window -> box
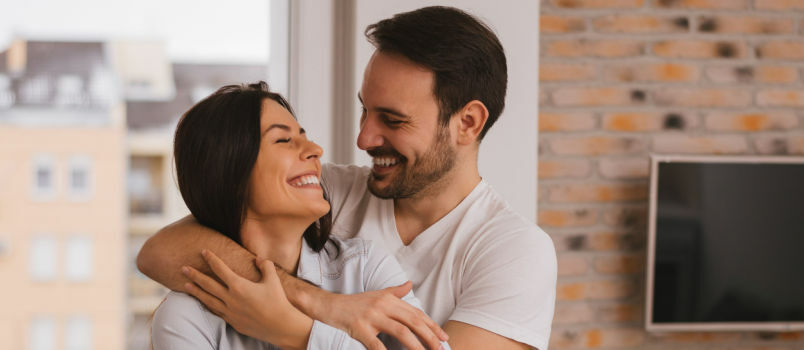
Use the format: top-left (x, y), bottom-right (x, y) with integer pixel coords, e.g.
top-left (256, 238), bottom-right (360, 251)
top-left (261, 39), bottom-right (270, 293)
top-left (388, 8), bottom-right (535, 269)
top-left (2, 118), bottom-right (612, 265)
top-left (128, 155), bottom-right (164, 214)
top-left (32, 154), bottom-right (56, 200)
top-left (65, 236), bottom-right (93, 281)
top-left (29, 235), bottom-right (57, 281)
top-left (68, 155), bottom-right (93, 200)
top-left (29, 316), bottom-right (56, 350)
top-left (65, 315), bottom-right (93, 350)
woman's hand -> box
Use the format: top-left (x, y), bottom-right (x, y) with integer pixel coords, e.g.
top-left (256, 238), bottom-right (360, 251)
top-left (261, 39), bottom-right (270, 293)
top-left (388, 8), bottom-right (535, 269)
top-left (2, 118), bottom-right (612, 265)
top-left (308, 282), bottom-right (448, 350)
top-left (182, 249), bottom-right (312, 350)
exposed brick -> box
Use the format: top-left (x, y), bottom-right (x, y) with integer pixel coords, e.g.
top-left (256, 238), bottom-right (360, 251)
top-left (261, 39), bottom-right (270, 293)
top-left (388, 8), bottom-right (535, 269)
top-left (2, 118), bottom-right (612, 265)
top-left (653, 134), bottom-right (749, 154)
top-left (603, 206), bottom-right (648, 228)
top-left (706, 65), bottom-right (799, 84)
top-left (539, 159), bottom-right (593, 179)
top-left (754, 135), bottom-right (804, 155)
top-left (557, 279), bottom-right (638, 301)
top-left (695, 15), bottom-right (794, 34)
top-left (652, 0), bottom-right (747, 9)
top-left (605, 62), bottom-right (700, 83)
top-left (539, 208), bottom-right (599, 227)
top-left (748, 331), bottom-right (804, 341)
top-left (548, 183), bottom-right (648, 203)
top-left (758, 90), bottom-right (804, 107)
top-left (655, 332), bottom-right (744, 343)
top-left (653, 40), bottom-right (747, 59)
top-left (553, 87), bottom-right (644, 106)
top-left (541, 15), bottom-right (586, 33)
top-left (705, 111), bottom-right (798, 131)
top-left (540, 63), bottom-right (597, 82)
top-left (558, 255), bottom-right (590, 276)
top-left (755, 0), bottom-right (804, 10)
top-left (596, 303), bottom-right (642, 323)
top-left (552, 327), bottom-right (646, 349)
top-left (603, 111), bottom-right (698, 132)
top-left (757, 41), bottom-right (804, 60)
top-left (593, 15), bottom-right (689, 34)
top-left (654, 88), bottom-right (752, 107)
top-left (551, 0), bottom-right (645, 9)
top-left (599, 158), bottom-right (650, 179)
top-left (540, 89), bottom-right (549, 105)
top-left (595, 254), bottom-right (645, 274)
top-left (589, 231), bottom-right (646, 251)
top-left (553, 303), bottom-right (595, 325)
top-left (546, 39), bottom-right (644, 58)
top-left (551, 136), bottom-right (646, 155)
top-left (540, 112), bottom-right (597, 132)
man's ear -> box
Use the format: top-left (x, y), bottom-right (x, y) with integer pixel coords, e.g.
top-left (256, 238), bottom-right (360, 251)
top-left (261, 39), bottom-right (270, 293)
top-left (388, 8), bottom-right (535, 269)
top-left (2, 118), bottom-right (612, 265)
top-left (453, 100), bottom-right (489, 145)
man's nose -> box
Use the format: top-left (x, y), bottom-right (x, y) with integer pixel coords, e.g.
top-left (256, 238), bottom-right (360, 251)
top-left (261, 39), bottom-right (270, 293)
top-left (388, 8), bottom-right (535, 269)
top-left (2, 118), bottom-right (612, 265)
top-left (357, 114), bottom-right (384, 150)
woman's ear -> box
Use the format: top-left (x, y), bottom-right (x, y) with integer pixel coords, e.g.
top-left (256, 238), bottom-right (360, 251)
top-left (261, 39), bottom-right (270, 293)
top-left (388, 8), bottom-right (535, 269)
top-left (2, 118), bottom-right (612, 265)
top-left (453, 100), bottom-right (489, 145)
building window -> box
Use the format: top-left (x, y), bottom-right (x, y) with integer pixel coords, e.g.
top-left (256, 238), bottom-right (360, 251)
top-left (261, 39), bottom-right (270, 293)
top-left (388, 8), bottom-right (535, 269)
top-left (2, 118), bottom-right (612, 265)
top-left (65, 236), bottom-right (93, 282)
top-left (68, 155), bottom-right (93, 200)
top-left (32, 154), bottom-right (56, 200)
top-left (29, 316), bottom-right (56, 350)
top-left (29, 235), bottom-right (57, 281)
top-left (65, 315), bottom-right (93, 350)
top-left (128, 155), bottom-right (164, 214)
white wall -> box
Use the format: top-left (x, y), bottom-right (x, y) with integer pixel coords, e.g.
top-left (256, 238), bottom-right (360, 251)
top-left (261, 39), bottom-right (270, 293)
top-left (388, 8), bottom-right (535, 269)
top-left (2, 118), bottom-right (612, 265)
top-left (290, 0), bottom-right (540, 221)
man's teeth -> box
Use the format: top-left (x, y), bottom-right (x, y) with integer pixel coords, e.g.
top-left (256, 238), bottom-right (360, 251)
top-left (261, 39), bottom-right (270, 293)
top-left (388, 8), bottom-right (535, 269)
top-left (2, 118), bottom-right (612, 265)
top-left (373, 157), bottom-right (399, 167)
top-left (291, 175), bottom-right (320, 187)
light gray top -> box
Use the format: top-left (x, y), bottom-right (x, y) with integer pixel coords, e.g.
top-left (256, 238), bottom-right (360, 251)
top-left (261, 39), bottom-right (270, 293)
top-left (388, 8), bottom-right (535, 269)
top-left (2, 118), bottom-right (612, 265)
top-left (151, 237), bottom-right (448, 349)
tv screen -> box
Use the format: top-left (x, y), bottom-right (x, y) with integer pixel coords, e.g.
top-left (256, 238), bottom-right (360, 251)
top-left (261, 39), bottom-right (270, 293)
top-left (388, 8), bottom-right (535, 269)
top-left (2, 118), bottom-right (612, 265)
top-left (646, 155), bottom-right (804, 331)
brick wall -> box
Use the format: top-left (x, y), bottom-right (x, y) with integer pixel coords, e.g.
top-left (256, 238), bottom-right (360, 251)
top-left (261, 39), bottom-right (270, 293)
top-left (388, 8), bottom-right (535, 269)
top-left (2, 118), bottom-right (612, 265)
top-left (539, 0), bottom-right (804, 349)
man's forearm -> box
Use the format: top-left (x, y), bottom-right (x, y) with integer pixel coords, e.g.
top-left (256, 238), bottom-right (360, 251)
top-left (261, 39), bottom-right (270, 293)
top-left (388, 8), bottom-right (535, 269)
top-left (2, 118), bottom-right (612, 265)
top-left (136, 216), bottom-right (260, 291)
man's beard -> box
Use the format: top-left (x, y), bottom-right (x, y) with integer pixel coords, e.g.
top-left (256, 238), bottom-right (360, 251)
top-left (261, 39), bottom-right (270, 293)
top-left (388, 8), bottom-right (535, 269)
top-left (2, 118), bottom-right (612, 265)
top-left (367, 126), bottom-right (456, 199)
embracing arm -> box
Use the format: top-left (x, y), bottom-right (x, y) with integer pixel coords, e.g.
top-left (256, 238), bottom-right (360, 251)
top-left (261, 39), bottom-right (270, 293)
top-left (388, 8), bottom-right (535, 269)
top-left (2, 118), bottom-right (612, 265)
top-left (136, 216), bottom-right (260, 291)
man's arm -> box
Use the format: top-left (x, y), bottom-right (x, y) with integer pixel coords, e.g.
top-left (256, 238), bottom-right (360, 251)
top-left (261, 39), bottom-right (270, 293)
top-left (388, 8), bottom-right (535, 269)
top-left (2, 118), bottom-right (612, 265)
top-left (136, 216), bottom-right (260, 291)
top-left (443, 321), bottom-right (530, 350)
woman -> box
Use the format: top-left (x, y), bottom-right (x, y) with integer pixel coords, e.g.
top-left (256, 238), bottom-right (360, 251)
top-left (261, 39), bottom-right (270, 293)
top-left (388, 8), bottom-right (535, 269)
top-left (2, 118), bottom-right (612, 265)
top-left (151, 82), bottom-right (444, 349)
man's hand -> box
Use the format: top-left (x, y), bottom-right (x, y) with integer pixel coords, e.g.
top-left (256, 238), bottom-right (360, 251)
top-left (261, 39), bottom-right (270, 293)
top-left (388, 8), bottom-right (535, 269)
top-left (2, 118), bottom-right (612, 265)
top-left (309, 282), bottom-right (448, 350)
top-left (182, 250), bottom-right (312, 350)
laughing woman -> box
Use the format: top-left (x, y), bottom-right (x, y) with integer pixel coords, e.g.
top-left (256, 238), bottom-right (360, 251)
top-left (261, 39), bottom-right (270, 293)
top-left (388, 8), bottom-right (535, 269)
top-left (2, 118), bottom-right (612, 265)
top-left (151, 82), bottom-right (444, 349)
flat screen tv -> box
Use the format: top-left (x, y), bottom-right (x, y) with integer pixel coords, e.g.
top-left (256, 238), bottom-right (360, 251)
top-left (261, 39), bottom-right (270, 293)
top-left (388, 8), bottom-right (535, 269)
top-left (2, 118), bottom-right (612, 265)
top-left (646, 155), bottom-right (804, 332)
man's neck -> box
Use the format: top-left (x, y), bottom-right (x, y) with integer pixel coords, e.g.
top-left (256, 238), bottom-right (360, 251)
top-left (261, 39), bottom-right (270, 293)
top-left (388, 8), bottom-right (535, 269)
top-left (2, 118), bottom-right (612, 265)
top-left (393, 159), bottom-right (480, 245)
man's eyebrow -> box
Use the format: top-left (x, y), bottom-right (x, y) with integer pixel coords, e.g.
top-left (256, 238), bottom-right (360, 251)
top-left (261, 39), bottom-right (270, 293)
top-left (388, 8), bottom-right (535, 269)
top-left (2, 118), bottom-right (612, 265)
top-left (356, 93), bottom-right (411, 120)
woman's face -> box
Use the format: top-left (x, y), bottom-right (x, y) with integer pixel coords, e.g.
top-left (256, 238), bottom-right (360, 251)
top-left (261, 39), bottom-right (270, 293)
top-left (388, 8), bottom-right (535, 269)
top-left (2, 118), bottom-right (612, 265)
top-left (246, 98), bottom-right (330, 221)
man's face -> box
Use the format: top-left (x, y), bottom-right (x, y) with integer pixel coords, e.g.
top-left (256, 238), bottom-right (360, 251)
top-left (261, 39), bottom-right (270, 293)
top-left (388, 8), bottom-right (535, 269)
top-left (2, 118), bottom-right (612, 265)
top-left (357, 51), bottom-right (456, 199)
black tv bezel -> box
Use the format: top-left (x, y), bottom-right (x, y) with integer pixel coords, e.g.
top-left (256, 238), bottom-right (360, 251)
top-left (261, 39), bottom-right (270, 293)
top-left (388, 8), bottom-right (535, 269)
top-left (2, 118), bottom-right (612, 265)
top-left (645, 154), bottom-right (804, 332)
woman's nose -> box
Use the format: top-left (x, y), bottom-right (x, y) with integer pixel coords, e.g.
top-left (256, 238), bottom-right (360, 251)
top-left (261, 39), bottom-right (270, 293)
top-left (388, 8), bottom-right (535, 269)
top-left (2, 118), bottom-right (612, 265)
top-left (301, 139), bottom-right (323, 160)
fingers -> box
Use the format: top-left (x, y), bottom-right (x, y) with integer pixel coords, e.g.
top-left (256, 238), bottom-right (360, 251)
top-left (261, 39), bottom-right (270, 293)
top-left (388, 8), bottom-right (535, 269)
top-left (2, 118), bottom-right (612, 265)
top-left (201, 249), bottom-right (239, 286)
top-left (255, 257), bottom-right (279, 284)
top-left (377, 318), bottom-right (424, 350)
top-left (394, 308), bottom-right (444, 350)
top-left (182, 265), bottom-right (229, 301)
top-left (354, 332), bottom-right (387, 350)
top-left (184, 282), bottom-right (227, 317)
top-left (386, 281), bottom-right (413, 298)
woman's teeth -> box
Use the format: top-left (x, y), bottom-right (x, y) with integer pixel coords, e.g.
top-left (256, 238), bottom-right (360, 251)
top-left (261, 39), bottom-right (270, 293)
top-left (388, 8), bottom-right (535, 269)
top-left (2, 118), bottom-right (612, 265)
top-left (291, 175), bottom-right (320, 187)
top-left (373, 157), bottom-right (398, 167)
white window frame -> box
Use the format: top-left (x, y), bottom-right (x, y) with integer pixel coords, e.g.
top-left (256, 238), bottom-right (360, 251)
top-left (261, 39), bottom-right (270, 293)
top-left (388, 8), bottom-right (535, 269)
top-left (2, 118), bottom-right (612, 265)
top-left (65, 315), bottom-right (93, 350)
top-left (29, 316), bottom-right (57, 350)
top-left (32, 154), bottom-right (57, 201)
top-left (65, 235), bottom-right (93, 282)
top-left (67, 155), bottom-right (93, 201)
top-left (29, 234), bottom-right (58, 282)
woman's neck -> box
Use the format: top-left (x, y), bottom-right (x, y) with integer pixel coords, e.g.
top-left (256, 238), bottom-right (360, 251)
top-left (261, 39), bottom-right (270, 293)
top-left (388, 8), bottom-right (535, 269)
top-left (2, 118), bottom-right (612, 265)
top-left (239, 215), bottom-right (313, 274)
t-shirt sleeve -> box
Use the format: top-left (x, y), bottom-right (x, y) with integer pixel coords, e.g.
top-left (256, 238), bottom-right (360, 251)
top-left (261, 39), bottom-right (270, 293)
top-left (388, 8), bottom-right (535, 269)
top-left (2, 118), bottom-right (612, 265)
top-left (449, 227), bottom-right (557, 350)
top-left (151, 292), bottom-right (218, 350)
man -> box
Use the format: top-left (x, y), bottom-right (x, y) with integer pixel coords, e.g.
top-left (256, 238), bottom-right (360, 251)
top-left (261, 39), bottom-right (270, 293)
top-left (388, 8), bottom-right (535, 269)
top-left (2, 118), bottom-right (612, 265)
top-left (137, 6), bottom-right (556, 350)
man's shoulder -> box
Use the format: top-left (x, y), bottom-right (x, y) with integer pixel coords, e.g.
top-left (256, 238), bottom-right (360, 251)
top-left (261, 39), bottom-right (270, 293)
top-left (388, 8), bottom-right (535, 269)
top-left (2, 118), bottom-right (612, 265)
top-left (322, 163), bottom-right (370, 182)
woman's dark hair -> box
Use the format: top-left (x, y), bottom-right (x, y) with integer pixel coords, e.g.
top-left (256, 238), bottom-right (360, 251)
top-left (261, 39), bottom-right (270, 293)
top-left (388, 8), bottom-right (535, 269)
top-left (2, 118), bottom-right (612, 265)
top-left (365, 6), bottom-right (507, 141)
top-left (173, 81), bottom-right (333, 253)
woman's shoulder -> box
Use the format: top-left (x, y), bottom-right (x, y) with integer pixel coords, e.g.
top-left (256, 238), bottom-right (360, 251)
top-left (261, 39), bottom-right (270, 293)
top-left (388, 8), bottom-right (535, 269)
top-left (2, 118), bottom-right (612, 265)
top-left (153, 291), bottom-right (224, 335)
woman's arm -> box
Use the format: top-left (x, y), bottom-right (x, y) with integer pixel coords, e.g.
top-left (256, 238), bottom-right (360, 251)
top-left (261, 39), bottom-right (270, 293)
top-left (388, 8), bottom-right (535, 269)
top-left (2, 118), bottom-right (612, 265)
top-left (136, 216), bottom-right (260, 291)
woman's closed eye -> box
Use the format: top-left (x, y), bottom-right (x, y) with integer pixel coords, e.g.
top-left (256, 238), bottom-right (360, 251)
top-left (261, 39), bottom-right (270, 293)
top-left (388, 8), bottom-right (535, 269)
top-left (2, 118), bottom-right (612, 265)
top-left (275, 138), bottom-right (291, 144)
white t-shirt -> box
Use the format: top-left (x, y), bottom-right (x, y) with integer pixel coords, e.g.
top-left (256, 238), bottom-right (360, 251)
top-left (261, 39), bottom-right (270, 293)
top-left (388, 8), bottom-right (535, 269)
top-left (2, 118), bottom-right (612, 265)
top-left (322, 164), bottom-right (557, 350)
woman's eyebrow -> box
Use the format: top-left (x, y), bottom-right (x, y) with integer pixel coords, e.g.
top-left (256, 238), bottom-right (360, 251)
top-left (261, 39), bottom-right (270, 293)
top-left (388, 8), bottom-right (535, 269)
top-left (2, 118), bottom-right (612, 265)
top-left (262, 124), bottom-right (305, 135)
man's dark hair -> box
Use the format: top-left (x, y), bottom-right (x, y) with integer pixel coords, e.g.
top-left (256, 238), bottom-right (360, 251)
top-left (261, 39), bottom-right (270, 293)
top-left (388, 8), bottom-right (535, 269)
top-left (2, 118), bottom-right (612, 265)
top-left (173, 81), bottom-right (333, 253)
top-left (365, 6), bottom-right (507, 141)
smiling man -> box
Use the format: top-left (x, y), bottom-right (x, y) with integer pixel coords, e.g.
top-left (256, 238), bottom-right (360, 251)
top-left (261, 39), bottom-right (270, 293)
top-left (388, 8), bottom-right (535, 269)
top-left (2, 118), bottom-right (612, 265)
top-left (137, 6), bottom-right (556, 350)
